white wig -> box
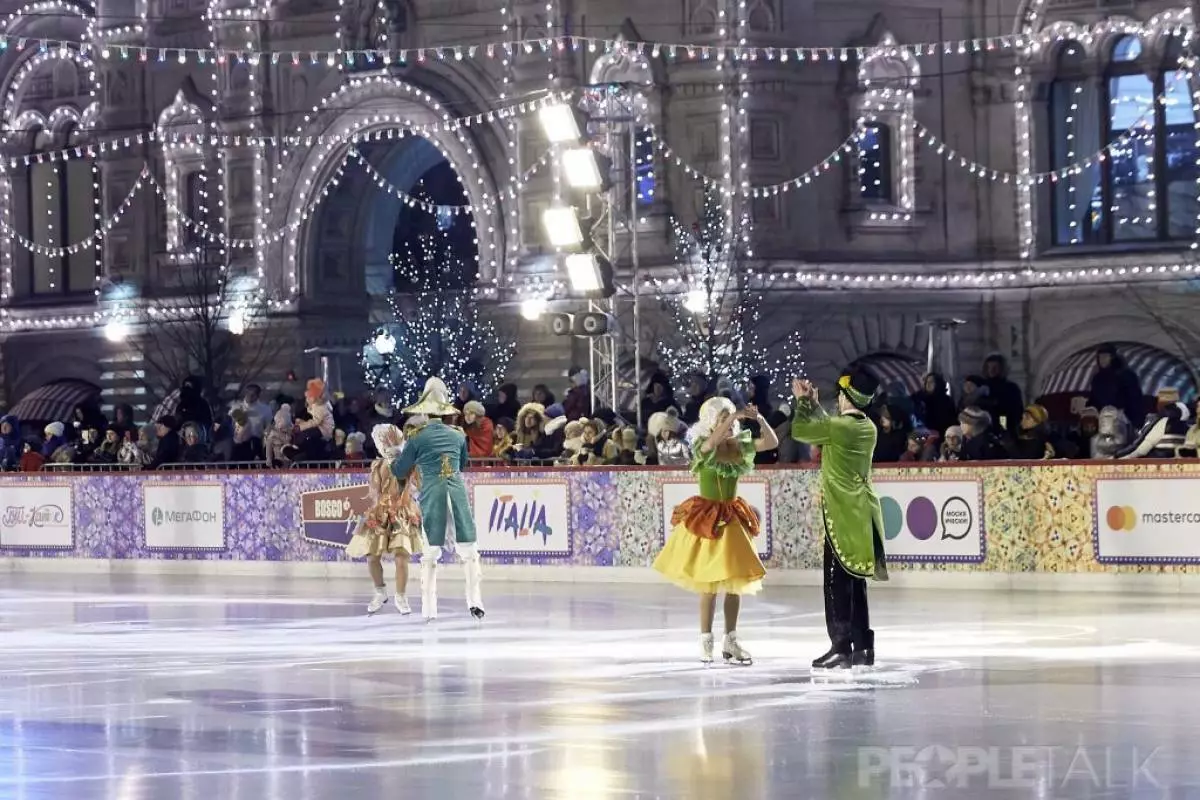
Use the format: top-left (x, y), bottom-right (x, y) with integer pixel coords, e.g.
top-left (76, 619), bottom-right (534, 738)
top-left (686, 396), bottom-right (739, 449)
top-left (371, 423), bottom-right (404, 459)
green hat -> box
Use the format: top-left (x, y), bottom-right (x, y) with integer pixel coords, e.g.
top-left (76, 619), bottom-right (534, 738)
top-left (837, 371), bottom-right (878, 410)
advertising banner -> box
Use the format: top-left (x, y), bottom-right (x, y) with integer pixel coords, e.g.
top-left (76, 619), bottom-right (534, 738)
top-left (143, 483), bottom-right (225, 550)
top-left (1095, 476), bottom-right (1200, 563)
top-left (299, 483), bottom-right (372, 548)
top-left (0, 483), bottom-right (73, 548)
top-left (874, 477), bottom-right (984, 563)
top-left (473, 479), bottom-right (572, 557)
top-left (661, 480), bottom-right (771, 559)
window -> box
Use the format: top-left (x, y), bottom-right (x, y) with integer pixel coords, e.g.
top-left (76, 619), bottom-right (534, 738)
top-left (183, 170), bottom-right (205, 248)
top-left (857, 124), bottom-right (894, 203)
top-left (20, 126), bottom-right (96, 296)
top-left (634, 126), bottom-right (656, 207)
top-left (1047, 35), bottom-right (1198, 246)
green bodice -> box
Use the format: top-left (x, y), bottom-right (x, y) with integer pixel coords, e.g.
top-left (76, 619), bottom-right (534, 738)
top-left (691, 431), bottom-right (756, 501)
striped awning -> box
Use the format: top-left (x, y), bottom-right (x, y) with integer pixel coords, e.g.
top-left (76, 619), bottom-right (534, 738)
top-left (851, 354), bottom-right (924, 395)
top-left (7, 379), bottom-right (100, 425)
top-left (152, 388), bottom-right (180, 422)
top-left (1040, 342), bottom-right (1198, 402)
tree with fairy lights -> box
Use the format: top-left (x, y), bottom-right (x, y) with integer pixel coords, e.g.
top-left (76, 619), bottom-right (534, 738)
top-left (656, 187), bottom-right (805, 396)
top-left (361, 229), bottom-right (513, 407)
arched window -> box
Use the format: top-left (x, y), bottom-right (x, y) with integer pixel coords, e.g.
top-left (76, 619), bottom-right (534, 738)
top-left (1048, 34), bottom-right (1197, 246)
top-left (157, 91), bottom-right (208, 253)
top-left (18, 123), bottom-right (96, 297)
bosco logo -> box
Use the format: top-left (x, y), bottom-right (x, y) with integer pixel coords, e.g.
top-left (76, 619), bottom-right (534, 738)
top-left (1106, 505), bottom-right (1137, 532)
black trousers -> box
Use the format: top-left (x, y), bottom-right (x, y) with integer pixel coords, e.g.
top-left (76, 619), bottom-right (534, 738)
top-left (823, 536), bottom-right (873, 654)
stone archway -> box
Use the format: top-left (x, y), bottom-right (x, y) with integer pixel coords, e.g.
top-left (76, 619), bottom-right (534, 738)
top-left (268, 77), bottom-right (505, 299)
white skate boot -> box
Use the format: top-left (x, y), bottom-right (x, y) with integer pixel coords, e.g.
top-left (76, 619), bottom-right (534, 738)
top-left (420, 546), bottom-right (441, 622)
top-left (700, 632), bottom-right (714, 664)
top-left (722, 632), bottom-right (752, 665)
top-left (367, 587), bottom-right (388, 615)
top-left (460, 543), bottom-right (485, 620)
top-left (395, 595), bottom-right (412, 615)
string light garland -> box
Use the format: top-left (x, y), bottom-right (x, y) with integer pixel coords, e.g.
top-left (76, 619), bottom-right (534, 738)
top-left (5, 29), bottom-right (1192, 69)
top-left (0, 166), bottom-right (146, 257)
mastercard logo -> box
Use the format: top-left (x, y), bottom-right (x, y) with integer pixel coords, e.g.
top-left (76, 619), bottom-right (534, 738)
top-left (1105, 505), bottom-right (1137, 531)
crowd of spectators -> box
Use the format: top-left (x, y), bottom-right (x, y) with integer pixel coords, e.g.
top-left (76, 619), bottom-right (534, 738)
top-left (6, 344), bottom-right (1195, 472)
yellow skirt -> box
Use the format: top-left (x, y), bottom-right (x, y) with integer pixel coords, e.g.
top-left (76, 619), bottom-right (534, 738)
top-left (653, 518), bottom-right (765, 595)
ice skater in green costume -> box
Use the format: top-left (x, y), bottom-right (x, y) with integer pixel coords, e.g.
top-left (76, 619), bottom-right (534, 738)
top-left (790, 370), bottom-right (888, 670)
top-left (390, 377), bottom-right (484, 622)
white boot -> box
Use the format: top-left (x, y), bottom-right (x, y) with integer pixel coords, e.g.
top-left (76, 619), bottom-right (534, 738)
top-left (395, 595), bottom-right (412, 615)
top-left (722, 631), bottom-right (752, 665)
top-left (460, 543), bottom-right (485, 620)
top-left (367, 587), bottom-right (388, 615)
top-left (420, 546), bottom-right (441, 622)
top-left (700, 633), bottom-right (714, 664)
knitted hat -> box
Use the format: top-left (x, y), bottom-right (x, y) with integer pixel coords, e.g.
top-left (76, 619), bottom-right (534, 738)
top-left (619, 427), bottom-right (638, 450)
top-left (647, 409), bottom-right (683, 439)
top-left (43, 421), bottom-right (64, 438)
top-left (463, 400), bottom-right (486, 418)
top-left (959, 406), bottom-right (992, 429)
top-left (546, 402), bottom-right (566, 419)
top-left (1024, 404), bottom-right (1049, 427)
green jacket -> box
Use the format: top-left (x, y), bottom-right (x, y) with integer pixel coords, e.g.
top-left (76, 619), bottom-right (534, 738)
top-left (791, 397), bottom-right (886, 580)
top-left (390, 420), bottom-right (470, 484)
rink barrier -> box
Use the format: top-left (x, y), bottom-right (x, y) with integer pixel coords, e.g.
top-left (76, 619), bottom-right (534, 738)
top-left (2, 459), bottom-right (1200, 575)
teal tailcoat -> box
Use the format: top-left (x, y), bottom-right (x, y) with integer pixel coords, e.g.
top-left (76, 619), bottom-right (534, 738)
top-left (390, 420), bottom-right (476, 547)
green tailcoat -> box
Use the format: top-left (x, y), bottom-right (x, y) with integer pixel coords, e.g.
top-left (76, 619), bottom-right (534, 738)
top-left (390, 420), bottom-right (476, 547)
top-left (791, 398), bottom-right (887, 580)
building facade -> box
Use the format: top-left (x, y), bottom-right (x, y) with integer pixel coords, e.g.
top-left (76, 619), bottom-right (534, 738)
top-left (0, 0), bottom-right (1198, 418)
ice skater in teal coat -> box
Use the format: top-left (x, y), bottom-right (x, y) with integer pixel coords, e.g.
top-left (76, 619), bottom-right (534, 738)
top-left (390, 377), bottom-right (484, 621)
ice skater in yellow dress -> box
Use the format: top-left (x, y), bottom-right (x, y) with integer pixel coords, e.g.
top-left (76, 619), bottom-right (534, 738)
top-left (653, 396), bottom-right (778, 665)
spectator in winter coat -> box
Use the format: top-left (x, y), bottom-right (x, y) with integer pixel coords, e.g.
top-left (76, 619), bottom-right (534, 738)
top-left (293, 379), bottom-right (334, 461)
top-left (41, 422), bottom-right (67, 459)
top-left (681, 373), bottom-right (712, 424)
top-left (176, 376), bottom-right (213, 431)
top-left (873, 402), bottom-right (911, 463)
top-left (231, 384), bottom-right (273, 439)
top-left (1012, 404), bottom-right (1055, 460)
top-left (899, 429), bottom-right (939, 462)
top-left (120, 425), bottom-right (157, 466)
top-left (648, 410), bottom-right (689, 467)
top-left (70, 402), bottom-right (107, 443)
top-left (511, 403), bottom-right (558, 462)
top-left (531, 384), bottom-right (556, 408)
top-left (562, 368), bottom-right (591, 421)
top-left (20, 442), bottom-right (45, 472)
top-left (1093, 407), bottom-right (1131, 458)
top-left (455, 380), bottom-right (480, 411)
top-left (641, 372), bottom-right (678, 424)
top-left (492, 417), bottom-right (515, 459)
top-left (982, 354), bottom-right (1024, 435)
top-left (958, 374), bottom-right (997, 421)
top-left (179, 423), bottom-right (210, 463)
top-left (111, 403), bottom-right (136, 439)
top-left (149, 416), bottom-right (182, 469)
top-left (557, 419), bottom-right (586, 464)
top-left (958, 407), bottom-right (1010, 461)
top-left (0, 414), bottom-right (20, 470)
top-left (488, 382), bottom-right (521, 424)
top-left (90, 428), bottom-right (122, 464)
top-left (264, 404), bottom-right (294, 467)
top-left (462, 400), bottom-right (494, 458)
top-left (939, 426), bottom-right (964, 462)
top-left (912, 373), bottom-right (958, 437)
top-left (1065, 407), bottom-right (1100, 459)
top-left (1087, 344), bottom-right (1144, 430)
top-left (343, 432), bottom-right (368, 462)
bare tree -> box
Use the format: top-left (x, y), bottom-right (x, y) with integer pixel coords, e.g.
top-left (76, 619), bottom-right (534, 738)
top-left (127, 254), bottom-right (285, 411)
top-left (1124, 284), bottom-right (1200, 387)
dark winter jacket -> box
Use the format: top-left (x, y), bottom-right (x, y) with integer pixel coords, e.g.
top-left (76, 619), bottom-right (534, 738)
top-left (488, 382), bottom-right (521, 423)
top-left (149, 430), bottom-right (182, 469)
top-left (982, 355), bottom-right (1024, 435)
top-left (176, 376), bottom-right (213, 429)
top-left (0, 414), bottom-right (20, 469)
top-left (1118, 403), bottom-right (1190, 459)
top-left (1087, 347), bottom-right (1144, 430)
top-left (912, 373), bottom-right (958, 436)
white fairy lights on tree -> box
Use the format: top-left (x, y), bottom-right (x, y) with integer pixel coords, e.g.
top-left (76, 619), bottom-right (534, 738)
top-left (656, 187), bottom-right (803, 389)
top-left (361, 231), bottom-right (513, 406)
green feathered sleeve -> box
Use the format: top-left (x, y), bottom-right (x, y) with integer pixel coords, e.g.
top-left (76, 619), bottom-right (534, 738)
top-left (690, 430), bottom-right (756, 478)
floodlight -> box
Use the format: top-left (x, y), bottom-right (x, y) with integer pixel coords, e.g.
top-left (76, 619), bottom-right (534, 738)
top-left (684, 289), bottom-right (708, 314)
top-left (227, 307), bottom-right (247, 335)
top-left (565, 253), bottom-right (603, 293)
top-left (520, 298), bottom-right (547, 321)
top-left (561, 147), bottom-right (603, 190)
top-left (542, 205), bottom-right (583, 248)
top-left (104, 321), bottom-right (129, 342)
top-left (538, 103), bottom-right (583, 144)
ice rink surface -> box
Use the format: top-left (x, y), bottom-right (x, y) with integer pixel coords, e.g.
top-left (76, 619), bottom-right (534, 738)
top-left (2, 574), bottom-right (1199, 799)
